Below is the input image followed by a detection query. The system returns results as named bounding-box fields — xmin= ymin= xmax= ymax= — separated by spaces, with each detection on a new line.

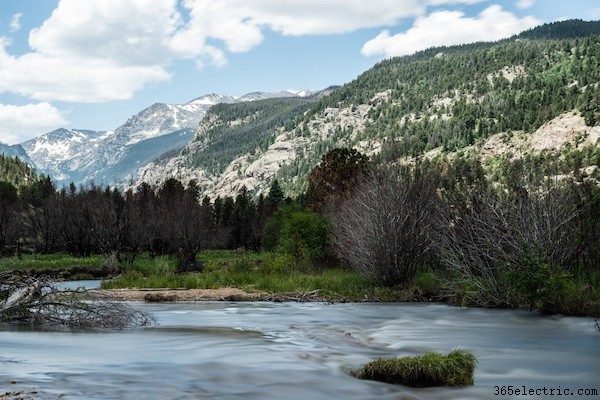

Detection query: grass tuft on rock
xmin=350 ymin=349 xmax=476 ymax=387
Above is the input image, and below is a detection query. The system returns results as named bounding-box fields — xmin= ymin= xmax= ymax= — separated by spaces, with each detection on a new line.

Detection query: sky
xmin=0 ymin=0 xmax=598 ymax=145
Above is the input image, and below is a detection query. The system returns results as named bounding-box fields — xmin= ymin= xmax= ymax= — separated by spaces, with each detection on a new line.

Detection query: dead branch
xmin=0 ymin=273 xmax=155 ymax=329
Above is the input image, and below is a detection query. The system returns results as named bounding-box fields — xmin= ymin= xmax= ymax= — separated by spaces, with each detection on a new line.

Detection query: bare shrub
xmin=436 ymin=178 xmax=582 ymax=306
xmin=331 ymin=166 xmax=439 ymax=287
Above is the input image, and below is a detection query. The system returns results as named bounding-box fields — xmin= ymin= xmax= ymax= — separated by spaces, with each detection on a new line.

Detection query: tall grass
xmin=350 ymin=350 xmax=477 ymax=387
xmin=101 ymin=250 xmax=400 ymax=301
xmin=0 ymin=253 xmax=104 ymax=271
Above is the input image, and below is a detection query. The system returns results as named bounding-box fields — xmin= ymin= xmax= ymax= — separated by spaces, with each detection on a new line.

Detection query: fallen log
xmin=1 ymin=281 xmax=41 ymax=312
xmin=0 ymin=274 xmax=154 ymax=329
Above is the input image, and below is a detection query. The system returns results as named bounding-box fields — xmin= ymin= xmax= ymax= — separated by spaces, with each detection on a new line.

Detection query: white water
xmin=1 ymin=300 xmax=598 ymax=399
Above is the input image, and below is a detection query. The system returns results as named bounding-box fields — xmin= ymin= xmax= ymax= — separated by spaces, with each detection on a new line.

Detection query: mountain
xmin=132 ymin=20 xmax=600 ymax=197
xmin=0 ymin=142 xmax=35 ymax=166
xmin=21 ymin=129 xmax=110 ymax=185
xmin=134 ymin=96 xmax=317 ymax=196
xmin=16 ymin=20 xmax=600 ymax=195
xmin=20 ymin=91 xmax=309 ymax=188
xmin=21 ymin=98 xmax=209 ymax=187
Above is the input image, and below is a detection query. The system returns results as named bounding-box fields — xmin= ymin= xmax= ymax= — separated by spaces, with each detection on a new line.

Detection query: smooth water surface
xmin=1 ymin=300 xmax=598 ymax=399
xmin=54 ymin=280 xmax=101 ymax=291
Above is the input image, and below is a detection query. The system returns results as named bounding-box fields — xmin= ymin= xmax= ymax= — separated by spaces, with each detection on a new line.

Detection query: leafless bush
xmin=331 ymin=166 xmax=440 ymax=287
xmin=436 ymin=178 xmax=582 ymax=304
xmin=1 ymin=274 xmax=155 ymax=329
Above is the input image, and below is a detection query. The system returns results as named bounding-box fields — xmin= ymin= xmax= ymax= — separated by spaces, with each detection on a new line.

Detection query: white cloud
xmin=29 ymin=0 xmax=182 ymax=66
xmin=9 ymin=13 xmax=22 ymax=32
xmin=0 ymin=39 xmax=171 ymax=103
xmin=427 ymin=0 xmax=486 ymax=5
xmin=516 ymin=0 xmax=535 ymax=9
xmin=1 ymin=0 xmax=182 ymax=102
xmin=1 ymin=0 xmax=540 ymax=104
xmin=29 ymin=0 xmax=429 ymax=58
xmin=167 ymin=0 xmax=428 ymax=64
xmin=362 ymin=5 xmax=540 ymax=58
xmin=0 ymin=0 xmax=432 ymax=103
xmin=270 ymin=0 xmax=423 ymax=35
xmin=0 ymin=103 xmax=68 ymax=144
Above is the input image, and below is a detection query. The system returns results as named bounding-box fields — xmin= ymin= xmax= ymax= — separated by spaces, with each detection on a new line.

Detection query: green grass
xmin=100 ymin=250 xmax=400 ymax=301
xmin=0 ymin=253 xmax=104 ymax=272
xmin=4 ymin=250 xmax=597 ymax=315
xmin=350 ymin=350 xmax=477 ymax=387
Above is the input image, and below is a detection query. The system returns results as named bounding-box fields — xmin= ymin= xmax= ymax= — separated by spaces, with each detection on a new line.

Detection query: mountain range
xmin=5 ymin=90 xmax=315 ymax=188
xmin=2 ymin=19 xmax=600 ymax=197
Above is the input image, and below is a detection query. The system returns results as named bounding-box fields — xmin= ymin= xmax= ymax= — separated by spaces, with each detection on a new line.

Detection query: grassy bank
xmin=0 ymin=253 xmax=104 ymax=272
xmin=100 ymin=251 xmax=402 ymax=302
xmin=2 ymin=251 xmax=599 ymax=316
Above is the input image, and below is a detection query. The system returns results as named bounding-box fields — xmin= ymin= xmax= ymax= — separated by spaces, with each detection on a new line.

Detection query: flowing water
xmin=1 ymin=286 xmax=598 ymax=399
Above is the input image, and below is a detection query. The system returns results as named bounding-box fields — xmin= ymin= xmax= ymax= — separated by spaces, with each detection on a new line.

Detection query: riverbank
xmin=99 ymin=287 xmax=265 ymax=302
xmin=97 ymin=287 xmax=369 ymax=303
xmin=3 ymin=251 xmax=599 ymax=317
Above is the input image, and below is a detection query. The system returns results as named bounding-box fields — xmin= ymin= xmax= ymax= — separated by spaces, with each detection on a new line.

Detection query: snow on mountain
xmin=187 ymin=93 xmax=239 ymax=106
xmin=21 ymin=129 xmax=111 ymax=183
xmin=286 ymin=89 xmax=315 ymax=97
xmin=18 ymin=91 xmax=310 ymax=188
xmin=110 ymin=101 xmax=212 ymax=146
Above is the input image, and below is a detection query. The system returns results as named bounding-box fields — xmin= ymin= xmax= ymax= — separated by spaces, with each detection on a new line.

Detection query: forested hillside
xmin=185 ymin=97 xmax=313 ymax=175
xmin=0 ymin=154 xmax=37 ymax=188
xmin=134 ymin=20 xmax=600 ymax=197
xmin=290 ymin=20 xmax=600 ymax=172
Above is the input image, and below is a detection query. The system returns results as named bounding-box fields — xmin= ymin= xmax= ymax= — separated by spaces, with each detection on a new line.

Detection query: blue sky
xmin=0 ymin=0 xmax=598 ymax=144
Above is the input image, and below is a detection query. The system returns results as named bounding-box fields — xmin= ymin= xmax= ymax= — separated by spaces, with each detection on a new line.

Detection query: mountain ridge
xmin=6 ymin=20 xmax=600 ymax=195
xmin=16 ymin=91 xmax=313 ymax=188
xmin=130 ymin=19 xmax=600 ymax=197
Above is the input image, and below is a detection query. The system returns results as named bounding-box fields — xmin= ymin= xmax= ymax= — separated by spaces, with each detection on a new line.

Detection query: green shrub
xmin=506 ymin=264 xmax=575 ymax=312
xmin=263 ymin=203 xmax=331 ymax=270
xmin=350 ymin=350 xmax=476 ymax=387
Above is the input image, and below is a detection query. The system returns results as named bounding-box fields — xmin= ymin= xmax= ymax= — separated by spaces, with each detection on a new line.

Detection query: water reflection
xmin=1 ymin=302 xmax=598 ymax=399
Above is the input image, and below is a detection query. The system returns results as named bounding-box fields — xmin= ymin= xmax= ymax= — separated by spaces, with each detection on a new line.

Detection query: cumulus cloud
xmin=0 ymin=39 xmax=171 ymax=103
xmin=0 ymin=0 xmax=540 ymax=104
xmin=9 ymin=13 xmax=23 ymax=32
xmin=0 ymin=103 xmax=68 ymax=144
xmin=1 ymin=0 xmax=185 ymax=103
xmin=209 ymin=0 xmax=424 ymax=36
xmin=362 ymin=5 xmax=540 ymax=58
xmin=169 ymin=0 xmax=427 ymax=58
xmin=0 ymin=0 xmax=433 ymax=103
xmin=29 ymin=0 xmax=182 ymax=66
xmin=516 ymin=0 xmax=535 ymax=9
xmin=427 ymin=0 xmax=486 ymax=5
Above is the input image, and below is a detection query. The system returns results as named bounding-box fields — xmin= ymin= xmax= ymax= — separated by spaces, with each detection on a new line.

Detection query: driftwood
xmin=0 ymin=273 xmax=154 ymax=329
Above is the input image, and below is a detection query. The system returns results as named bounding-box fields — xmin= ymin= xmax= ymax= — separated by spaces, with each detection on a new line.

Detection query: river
xmin=1 ymin=286 xmax=598 ymax=399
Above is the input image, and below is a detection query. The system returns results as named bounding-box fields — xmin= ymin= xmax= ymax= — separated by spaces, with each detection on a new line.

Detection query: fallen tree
xmin=0 ymin=273 xmax=154 ymax=329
